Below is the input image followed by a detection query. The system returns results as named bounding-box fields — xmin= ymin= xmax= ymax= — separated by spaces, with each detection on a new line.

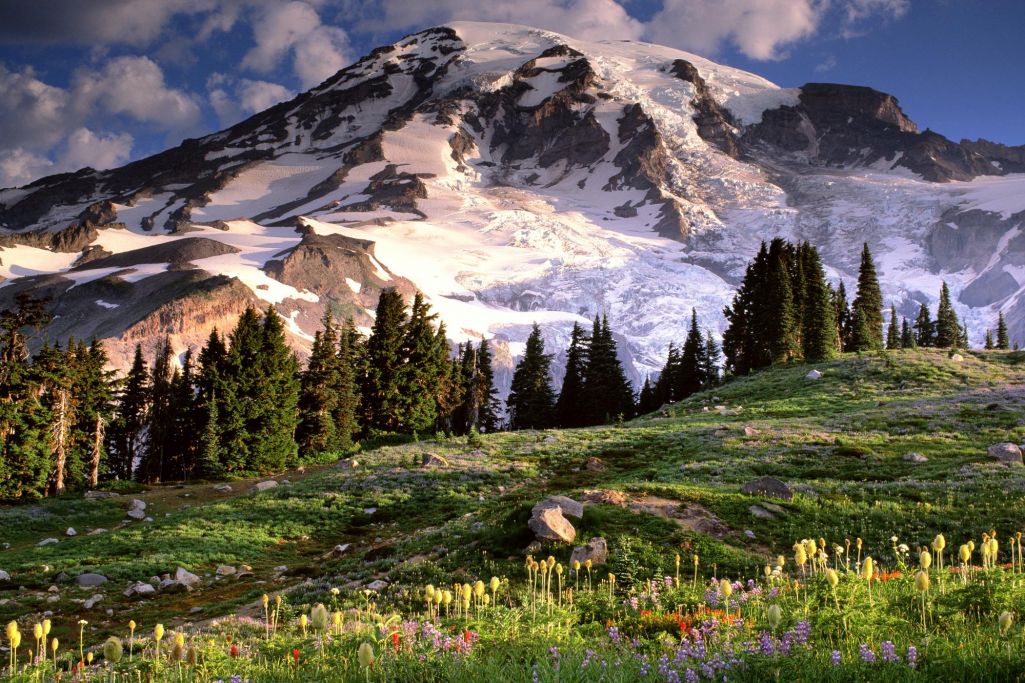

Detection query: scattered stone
xmin=363 ymin=507 xmax=377 ymax=515
xmin=37 ymin=538 xmax=58 ymax=547
xmin=740 ymin=476 xmax=793 ymax=501
xmin=175 ymin=567 xmax=201 ymax=589
xmin=65 ymin=527 xmax=77 ymax=537
xmin=143 ymin=516 xmax=154 ymax=523
xmin=988 ymin=442 xmax=1023 ymax=466
xmin=189 ymin=606 xmax=204 ymax=614
xmin=532 ymin=495 xmax=584 ymax=519
xmin=0 ymin=570 xmax=9 ymax=582
xmin=337 ymin=458 xmax=359 ymax=470
xmin=254 ymin=480 xmax=278 ymax=492
xmin=584 ymin=457 xmax=606 ymax=472
xmin=215 ymin=565 xmax=236 ymax=577
xmin=46 ymin=595 xmax=59 ymax=604
xmin=742 ymin=426 xmax=759 ymax=437
xmin=421 ymin=452 xmax=449 ymax=468
xmin=951 ymin=353 xmax=964 ymax=362
xmin=748 ymin=505 xmax=776 ymax=519
xmin=158 ymin=579 xmax=187 ymax=593
xmin=581 ymin=489 xmax=628 ymax=507
xmin=744 ymin=529 xmax=756 ymax=539
xmin=123 ymin=582 xmax=156 ymax=598
xmin=805 ymin=369 xmax=822 ymax=380
xmin=279 ymin=480 xmax=291 ymax=486
xmin=542 ymin=435 xmax=558 ymax=443
xmin=332 ymin=543 xmax=352 ymax=556
xmin=48 ymin=585 xmax=60 ymax=593
xmin=84 ymin=490 xmax=119 ymax=499
xmin=365 ymin=579 xmax=389 ymax=591
xmin=128 ymin=498 xmax=146 ymax=511
xmin=87 ymin=528 xmax=107 ymax=536
xmin=904 ymin=453 xmax=929 ymax=463
xmin=528 ymin=506 xmax=577 ymax=544
xmin=75 ymin=573 xmax=107 ymax=588
xmin=761 ymin=502 xmax=786 ymax=514
xmin=273 ymin=565 xmax=288 ymax=573
xmin=570 ymin=537 xmax=608 ymax=566
xmin=83 ymin=594 xmax=103 ymax=609
xmin=213 ymin=484 xmax=233 ymax=493
xmin=149 ymin=576 xmax=161 ymax=586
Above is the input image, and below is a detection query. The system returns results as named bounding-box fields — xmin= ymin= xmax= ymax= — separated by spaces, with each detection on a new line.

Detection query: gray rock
xmin=570 ymin=537 xmax=608 ymax=566
xmin=134 ymin=582 xmax=156 ymax=596
xmin=365 ymin=579 xmax=389 ymax=591
xmin=748 ymin=504 xmax=776 ymax=519
xmin=189 ymin=606 xmax=204 ymax=614
xmin=213 ymin=484 xmax=233 ymax=493
xmin=158 ymin=579 xmax=186 ymax=593
xmin=75 ymin=573 xmax=108 ymax=588
xmin=273 ymin=565 xmax=288 ymax=573
xmin=337 ymin=458 xmax=359 ymax=470
xmin=0 ymin=570 xmax=9 ymax=582
xmin=742 ymin=426 xmax=759 ymax=437
xmin=174 ymin=567 xmax=201 ymax=588
xmin=532 ymin=495 xmax=584 ymax=519
xmin=84 ymin=490 xmax=118 ymax=499
xmin=37 ymin=538 xmax=58 ymax=547
xmin=127 ymin=498 xmax=146 ymax=511
xmin=65 ymin=527 xmax=77 ymax=537
xmin=83 ymin=594 xmax=103 ymax=609
xmin=332 ymin=543 xmax=352 ymax=556
xmin=904 ymin=453 xmax=929 ymax=463
xmin=760 ymin=502 xmax=786 ymax=514
xmin=744 ymin=529 xmax=756 ymax=539
xmin=143 ymin=516 xmax=154 ymax=523
xmin=87 ymin=528 xmax=107 ymax=535
xmin=215 ymin=565 xmax=236 ymax=577
xmin=126 ymin=509 xmax=146 ymax=520
xmin=254 ymin=480 xmax=278 ymax=492
xmin=988 ymin=442 xmax=1024 ymax=465
xmin=741 ymin=476 xmax=793 ymax=501
xmin=421 ymin=452 xmax=449 ymax=468
xmin=528 ymin=506 xmax=576 ymax=544
xmin=805 ymin=369 xmax=822 ymax=380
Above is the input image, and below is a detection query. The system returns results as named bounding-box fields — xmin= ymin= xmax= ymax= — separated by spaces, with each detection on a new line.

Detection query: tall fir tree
xmin=914 ymin=302 xmax=935 ymax=347
xmin=637 ymin=376 xmax=657 ymax=414
xmin=106 ymin=344 xmax=149 ymax=481
xmin=900 ymin=318 xmax=916 ymax=349
xmin=800 ymin=243 xmax=837 ymax=361
xmin=759 ymin=239 xmax=799 ymax=364
xmin=703 ymin=331 xmax=722 ymax=386
xmin=331 ymin=318 xmax=360 ymax=448
xmin=833 ymin=280 xmax=852 ymax=352
xmin=675 ymin=309 xmax=706 ymax=398
xmin=138 ymin=337 xmax=175 ymax=483
xmin=507 ymin=324 xmax=556 ymax=430
xmin=997 ymin=311 xmax=1010 ymax=350
xmin=362 ymin=288 xmax=407 ymax=432
xmin=850 ymin=243 xmax=884 ymax=351
xmin=475 ymin=338 xmax=500 ymax=433
xmin=935 ymin=282 xmax=961 ymax=348
xmin=886 ymin=304 xmax=901 ymax=349
xmin=251 ymin=306 xmax=301 ymax=470
xmin=297 ymin=314 xmax=342 ymax=455
xmin=398 ymin=293 xmax=447 ymax=434
xmin=580 ymin=315 xmax=635 ymax=425
xmin=556 ymin=323 xmax=588 ymax=428
xmin=653 ymin=343 xmax=680 ymax=405
xmin=985 ymin=330 xmax=995 ymax=350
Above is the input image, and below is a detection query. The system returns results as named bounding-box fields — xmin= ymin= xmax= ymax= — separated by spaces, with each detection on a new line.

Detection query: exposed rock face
xmin=741 ymin=476 xmax=793 ymax=501
xmin=670 ymin=60 xmax=740 ymax=158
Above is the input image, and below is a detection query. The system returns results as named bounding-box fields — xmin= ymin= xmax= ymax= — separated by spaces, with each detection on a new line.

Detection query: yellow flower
xmin=862 ymin=557 xmax=874 ymax=581
xmin=51 ymin=638 xmax=58 ymax=653
xmin=490 ymin=576 xmax=500 ymax=593
xmin=154 ymin=624 xmax=165 ymax=642
xmin=10 ymin=631 xmax=20 ymax=649
xmin=932 ymin=534 xmax=946 ymax=552
xmin=959 ymin=545 xmax=971 ymax=562
xmin=920 ymin=550 xmax=932 ymax=569
xmin=173 ymin=632 xmax=185 ymax=648
xmin=719 ymin=579 xmax=733 ymax=598
xmin=915 ymin=570 xmax=930 ymax=593
xmin=5 ymin=621 xmax=17 ymax=640
xmin=86 ymin=652 xmax=94 ymax=664
xmin=825 ymin=568 xmax=839 ymax=588
xmin=42 ymin=620 xmax=51 ymax=637
xmin=33 ymin=623 xmax=42 ymax=640
xmin=128 ymin=620 xmax=136 ymax=631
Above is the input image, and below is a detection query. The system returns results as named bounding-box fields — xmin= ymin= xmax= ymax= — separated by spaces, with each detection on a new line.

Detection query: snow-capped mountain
xmin=2 ymin=22 xmax=1024 ymax=391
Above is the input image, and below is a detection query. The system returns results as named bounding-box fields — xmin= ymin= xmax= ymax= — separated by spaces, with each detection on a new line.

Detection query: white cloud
xmin=0 ymin=148 xmax=53 ymax=187
xmin=71 ymin=56 xmax=202 ymax=132
xmin=842 ymin=0 xmax=910 ymax=37
xmin=242 ymin=1 xmax=351 ymax=87
xmin=239 ymin=79 xmax=293 ymax=112
xmin=646 ymin=0 xmax=827 ymax=60
xmin=208 ymin=75 xmax=293 ymax=126
xmin=0 ymin=66 xmax=72 ymax=151
xmin=367 ymin=0 xmax=644 ymax=42
xmin=59 ymin=127 xmax=133 ymax=172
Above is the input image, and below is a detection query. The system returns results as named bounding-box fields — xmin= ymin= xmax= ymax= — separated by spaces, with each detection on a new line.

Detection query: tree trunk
xmin=89 ymin=414 xmax=104 ymax=489
xmin=49 ymin=387 xmax=71 ymax=496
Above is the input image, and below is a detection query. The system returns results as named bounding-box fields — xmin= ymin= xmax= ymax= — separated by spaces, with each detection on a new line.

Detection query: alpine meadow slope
xmin=2 ymin=22 xmax=1025 ymax=389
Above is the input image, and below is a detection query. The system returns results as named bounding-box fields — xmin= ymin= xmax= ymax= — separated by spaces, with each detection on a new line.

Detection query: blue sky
xmin=0 ymin=0 xmax=1022 ymax=188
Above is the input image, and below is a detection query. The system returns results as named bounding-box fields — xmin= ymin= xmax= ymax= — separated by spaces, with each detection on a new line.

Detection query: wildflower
xmin=831 ymin=650 xmax=841 ymax=667
xmin=719 ymin=578 xmax=733 ymax=598
xmin=292 ymin=648 xmax=300 ymax=665
xmin=906 ymin=645 xmax=918 ymax=668
xmin=310 ymin=604 xmax=329 ymax=632
xmin=230 ymin=644 xmax=239 ymax=658
xmin=87 ymin=652 xmax=94 ymax=665
xmin=825 ymin=568 xmax=839 ymax=587
xmin=299 ymin=613 xmax=308 ymax=636
xmin=103 ymin=636 xmax=124 ymax=664
xmin=881 ymin=641 xmax=900 ymax=663
xmin=858 ymin=644 xmax=876 ymax=663
xmin=999 ymin=610 xmax=1014 ymax=635
xmin=357 ymin=642 xmax=375 ymax=668
xmin=920 ymin=550 xmax=931 ymax=569
xmin=915 ymin=570 xmax=930 ymax=593
xmin=767 ymin=604 xmax=782 ymax=630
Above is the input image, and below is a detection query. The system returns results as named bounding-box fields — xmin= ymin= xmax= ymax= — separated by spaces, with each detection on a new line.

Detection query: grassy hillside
xmin=2 ymin=348 xmax=1025 ymax=680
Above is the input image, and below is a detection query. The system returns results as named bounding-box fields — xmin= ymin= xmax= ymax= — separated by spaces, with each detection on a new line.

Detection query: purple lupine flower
xmin=793 ymin=620 xmax=812 ymax=646
xmin=608 ymin=626 xmax=621 ymax=645
xmin=831 ymin=650 xmax=841 ymax=667
xmin=549 ymin=646 xmax=561 ymax=672
xmin=859 ymin=644 xmax=876 ymax=663
xmin=582 ymin=649 xmax=595 ymax=669
xmin=667 ymin=671 xmax=681 ymax=683
xmin=880 ymin=641 xmax=900 ymax=663
xmin=906 ymin=645 xmax=918 ymax=668
xmin=665 ymin=576 xmax=674 ymax=589
xmin=758 ymin=632 xmax=775 ymax=656
xmin=683 ymin=668 xmax=699 ymax=683
xmin=532 ymin=663 xmax=539 ymax=683
xmin=628 ymin=596 xmax=640 ymax=610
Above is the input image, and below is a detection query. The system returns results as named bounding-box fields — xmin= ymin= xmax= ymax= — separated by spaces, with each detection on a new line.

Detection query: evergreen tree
xmin=362 ymin=289 xmax=407 ymax=432
xmin=454 ymin=342 xmax=478 ymax=435
xmin=703 ymin=331 xmax=722 ymax=386
xmin=33 ymin=342 xmax=79 ymax=495
xmin=580 ymin=315 xmax=635 ymax=425
xmin=197 ymin=389 xmax=222 ymax=478
xmin=914 ymin=303 xmax=935 ymax=347
xmin=507 ymin=324 xmax=556 ymax=430
xmin=331 ymin=318 xmax=360 ymax=448
xmin=850 ymin=243 xmax=884 ymax=351
xmin=900 ymin=318 xmax=916 ymax=349
xmin=833 ymin=280 xmax=852 ymax=352
xmin=399 ymin=293 xmax=446 ymax=433
xmin=675 ymin=309 xmax=705 ymax=398
xmin=475 ymin=338 xmax=500 ymax=433
xmin=219 ymin=307 xmax=268 ymax=472
xmin=556 ymin=323 xmax=588 ymax=428
xmin=958 ymin=323 xmax=970 ymax=349
xmin=637 ymin=376 xmax=657 ymax=414
xmin=106 ymin=344 xmax=149 ymax=481
xmin=985 ymin=330 xmax=995 ymax=350
xmin=435 ymin=355 xmax=464 ymax=435
xmin=997 ymin=311 xmax=1010 ymax=349
xmin=653 ymin=343 xmax=680 ymax=405
xmin=723 ymin=243 xmax=768 ymax=375
xmin=250 ymin=306 xmax=300 ymax=471
xmin=935 ymin=282 xmax=961 ymax=348
xmin=138 ymin=338 xmax=175 ymax=483
xmin=297 ymin=315 xmax=341 ymax=455
xmin=800 ymin=243 xmax=837 ymax=361
xmin=886 ymin=304 xmax=901 ymax=349
xmin=759 ymin=239 xmax=799 ymax=364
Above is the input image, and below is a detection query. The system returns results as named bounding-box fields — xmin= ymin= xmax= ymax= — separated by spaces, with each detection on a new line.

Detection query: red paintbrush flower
xmin=230 ymin=644 xmax=239 ymax=658
xmin=392 ymin=631 xmax=400 ymax=653
xmin=292 ymin=649 xmax=300 ymax=664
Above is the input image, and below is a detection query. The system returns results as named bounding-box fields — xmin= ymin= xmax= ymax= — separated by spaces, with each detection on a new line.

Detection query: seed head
xmin=825 ymin=568 xmax=839 ymax=588
xmin=42 ymin=620 xmax=51 ymax=636
xmin=914 ymin=570 xmax=930 ymax=593
xmin=920 ymin=550 xmax=932 ymax=569
xmin=358 ymin=641 xmax=375 ymax=668
xmin=767 ymin=604 xmax=782 ymax=629
xmin=999 ymin=610 xmax=1014 ymax=635
xmin=862 ymin=557 xmax=874 ymax=581
xmin=103 ymin=636 xmax=123 ymax=664
xmin=310 ymin=604 xmax=329 ymax=632
xmin=490 ymin=576 xmax=500 ymax=593
xmin=33 ymin=623 xmax=42 ymax=640
xmin=959 ymin=544 xmax=971 ymax=562
xmin=932 ymin=534 xmax=946 ymax=552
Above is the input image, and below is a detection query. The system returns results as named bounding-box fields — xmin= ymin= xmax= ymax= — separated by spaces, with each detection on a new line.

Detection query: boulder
xmin=951 ymin=353 xmax=964 ymax=362
xmin=421 ymin=453 xmax=449 ymax=468
xmin=904 ymin=453 xmax=928 ymax=463
xmin=365 ymin=579 xmax=389 ymax=591
xmin=126 ymin=509 xmax=146 ymax=520
xmin=805 ymin=369 xmax=822 ymax=380
xmin=988 ymin=442 xmax=1024 ymax=466
xmin=75 ymin=573 xmax=107 ymax=588
xmin=65 ymin=527 xmax=77 ymax=536
xmin=570 ymin=537 xmax=608 ymax=566
xmin=37 ymin=538 xmax=59 ymax=547
xmin=584 ymin=457 xmax=606 ymax=472
xmin=83 ymin=594 xmax=103 ymax=609
xmin=215 ymin=565 xmax=236 ymax=577
xmin=127 ymin=498 xmax=146 ymax=512
xmin=254 ymin=480 xmax=278 ymax=492
xmin=213 ymin=484 xmax=233 ymax=493
xmin=158 ymin=579 xmax=187 ymax=593
xmin=174 ymin=567 xmax=201 ymax=589
xmin=532 ymin=495 xmax=584 ymax=520
xmin=337 ymin=458 xmax=359 ymax=470
xmin=741 ymin=476 xmax=793 ymax=501
xmin=123 ymin=581 xmax=156 ymax=598
xmin=332 ymin=543 xmax=352 ymax=556
xmin=748 ymin=504 xmax=776 ymax=519
xmin=528 ymin=506 xmax=576 ymax=544
xmin=0 ymin=570 xmax=9 ymax=582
